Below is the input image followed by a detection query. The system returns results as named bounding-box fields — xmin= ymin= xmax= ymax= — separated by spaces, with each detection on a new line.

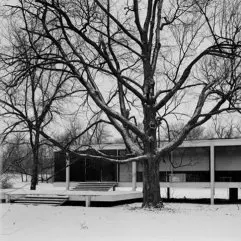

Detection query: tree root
xmin=142 ymin=200 xmax=164 ymax=210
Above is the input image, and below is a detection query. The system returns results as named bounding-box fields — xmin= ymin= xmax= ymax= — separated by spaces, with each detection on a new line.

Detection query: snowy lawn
xmin=2 ymin=177 xmax=241 ymax=200
xmin=2 ymin=174 xmax=241 ymax=200
xmin=1 ymin=177 xmax=241 ymax=241
xmin=1 ymin=202 xmax=241 ymax=241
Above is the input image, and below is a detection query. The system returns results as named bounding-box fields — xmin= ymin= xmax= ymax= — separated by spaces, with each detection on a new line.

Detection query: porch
xmin=1 ymin=187 xmax=142 ymax=207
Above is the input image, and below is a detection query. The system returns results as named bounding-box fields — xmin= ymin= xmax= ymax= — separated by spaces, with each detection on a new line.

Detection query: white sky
xmin=0 ymin=0 xmax=240 ymax=152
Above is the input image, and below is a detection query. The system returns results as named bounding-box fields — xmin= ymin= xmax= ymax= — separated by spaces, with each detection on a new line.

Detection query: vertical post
xmin=116 ymin=163 xmax=119 ymax=183
xmin=132 ymin=161 xmax=137 ymax=191
xmin=5 ymin=194 xmax=10 ymax=203
xmin=210 ymin=145 xmax=215 ymax=205
xmin=116 ymin=150 xmax=119 ymax=183
xmin=85 ymin=196 xmax=91 ymax=207
xmin=84 ymin=158 xmax=87 ymax=182
xmin=167 ymin=151 xmax=173 ymax=199
xmin=66 ymin=152 xmax=70 ymax=190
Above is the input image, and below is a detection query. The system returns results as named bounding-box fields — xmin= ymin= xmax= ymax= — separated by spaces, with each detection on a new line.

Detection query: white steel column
xmin=210 ymin=145 xmax=215 ymax=205
xmin=66 ymin=152 xmax=70 ymax=190
xmin=116 ymin=150 xmax=119 ymax=183
xmin=116 ymin=163 xmax=119 ymax=183
xmin=132 ymin=161 xmax=137 ymax=191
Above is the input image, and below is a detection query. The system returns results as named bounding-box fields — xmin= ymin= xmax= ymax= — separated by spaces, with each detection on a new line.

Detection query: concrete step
xmin=12 ymin=195 xmax=68 ymax=206
xmin=72 ymin=182 xmax=117 ymax=191
xmin=74 ymin=182 xmax=117 ymax=186
xmin=25 ymin=194 xmax=69 ymax=198
xmin=74 ymin=185 xmax=115 ymax=188
xmin=18 ymin=198 xmax=66 ymax=202
xmin=14 ymin=200 xmax=62 ymax=205
xmin=73 ymin=188 xmax=112 ymax=191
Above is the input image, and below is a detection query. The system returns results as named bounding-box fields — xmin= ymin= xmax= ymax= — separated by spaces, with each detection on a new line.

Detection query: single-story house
xmin=54 ymin=138 xmax=241 ymax=204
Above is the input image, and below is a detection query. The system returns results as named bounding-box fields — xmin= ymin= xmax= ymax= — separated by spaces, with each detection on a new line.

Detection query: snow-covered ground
xmin=2 ymin=183 xmax=241 ymax=200
xmin=2 ymin=174 xmax=241 ymax=199
xmin=1 ymin=202 xmax=241 ymax=241
xmin=1 ymin=177 xmax=241 ymax=241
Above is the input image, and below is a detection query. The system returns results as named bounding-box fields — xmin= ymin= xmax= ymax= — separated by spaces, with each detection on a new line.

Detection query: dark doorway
xmin=85 ymin=159 xmax=117 ymax=182
xmin=85 ymin=159 xmax=101 ymax=181
xmin=101 ymin=160 xmax=116 ymax=181
xmin=70 ymin=156 xmax=85 ymax=182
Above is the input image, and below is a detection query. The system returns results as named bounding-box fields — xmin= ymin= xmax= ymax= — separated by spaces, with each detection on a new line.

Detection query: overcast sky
xmin=0 ymin=0 xmax=240 ymax=158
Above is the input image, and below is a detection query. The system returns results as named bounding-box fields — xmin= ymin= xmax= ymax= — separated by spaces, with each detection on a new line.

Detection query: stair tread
xmin=71 ymin=182 xmax=117 ymax=192
xmin=15 ymin=198 xmax=64 ymax=201
xmin=15 ymin=200 xmax=62 ymax=203
xmin=73 ymin=190 xmax=109 ymax=191
xmin=73 ymin=187 xmax=110 ymax=189
xmin=75 ymin=185 xmax=114 ymax=187
xmin=76 ymin=184 xmax=117 ymax=185
xmin=75 ymin=183 xmax=117 ymax=185
xmin=14 ymin=202 xmax=59 ymax=206
xmin=75 ymin=184 xmax=116 ymax=187
xmin=73 ymin=187 xmax=111 ymax=189
xmin=25 ymin=195 xmax=68 ymax=198
xmin=13 ymin=195 xmax=68 ymax=206
xmin=75 ymin=186 xmax=115 ymax=188
xmin=15 ymin=198 xmax=66 ymax=202
xmin=25 ymin=196 xmax=68 ymax=199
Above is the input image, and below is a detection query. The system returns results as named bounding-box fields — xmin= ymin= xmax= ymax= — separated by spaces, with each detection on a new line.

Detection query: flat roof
xmin=178 ymin=138 xmax=241 ymax=147
xmin=72 ymin=138 xmax=241 ymax=151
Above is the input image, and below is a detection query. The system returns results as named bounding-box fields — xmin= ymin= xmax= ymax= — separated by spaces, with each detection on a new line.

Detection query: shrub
xmin=0 ymin=174 xmax=13 ymax=189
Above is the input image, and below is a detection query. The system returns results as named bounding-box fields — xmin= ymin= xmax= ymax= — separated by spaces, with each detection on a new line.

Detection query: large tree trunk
xmin=20 ymin=173 xmax=24 ymax=182
xmin=30 ymin=164 xmax=38 ymax=190
xmin=142 ymin=101 xmax=162 ymax=208
xmin=30 ymin=132 xmax=40 ymax=190
xmin=30 ymin=150 xmax=39 ymax=190
xmin=142 ymin=157 xmax=162 ymax=208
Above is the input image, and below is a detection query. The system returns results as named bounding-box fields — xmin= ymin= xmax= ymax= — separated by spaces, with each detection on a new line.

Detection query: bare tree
xmin=0 ymin=22 xmax=82 ymax=189
xmin=205 ymin=116 xmax=241 ymax=139
xmin=1 ymin=133 xmax=31 ymax=182
xmin=2 ymin=0 xmax=241 ymax=207
xmin=56 ymin=118 xmax=110 ymax=148
xmin=39 ymin=145 xmax=54 ymax=183
xmin=1 ymin=134 xmax=55 ymax=183
xmin=163 ymin=122 xmax=205 ymax=141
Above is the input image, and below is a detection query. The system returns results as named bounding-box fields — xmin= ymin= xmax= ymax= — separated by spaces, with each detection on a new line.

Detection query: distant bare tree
xmin=0 ymin=23 xmax=82 ymax=189
xmin=56 ymin=117 xmax=110 ymax=148
xmin=205 ymin=116 xmax=241 ymax=139
xmin=164 ymin=123 xmax=205 ymax=141
xmin=1 ymin=134 xmax=55 ymax=183
xmin=1 ymin=134 xmax=31 ymax=182
xmin=37 ymin=143 xmax=54 ymax=182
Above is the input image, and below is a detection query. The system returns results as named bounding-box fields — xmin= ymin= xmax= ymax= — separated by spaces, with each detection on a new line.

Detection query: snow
xmin=117 ymin=186 xmax=241 ymax=199
xmin=1 ymin=202 xmax=241 ymax=241
xmin=3 ymin=175 xmax=241 ymax=200
xmin=2 ymin=180 xmax=241 ymax=200
xmin=1 ymin=179 xmax=241 ymax=241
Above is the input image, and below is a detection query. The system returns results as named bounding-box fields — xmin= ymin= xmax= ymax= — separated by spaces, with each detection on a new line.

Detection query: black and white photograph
xmin=1 ymin=1 xmax=241 ymax=240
